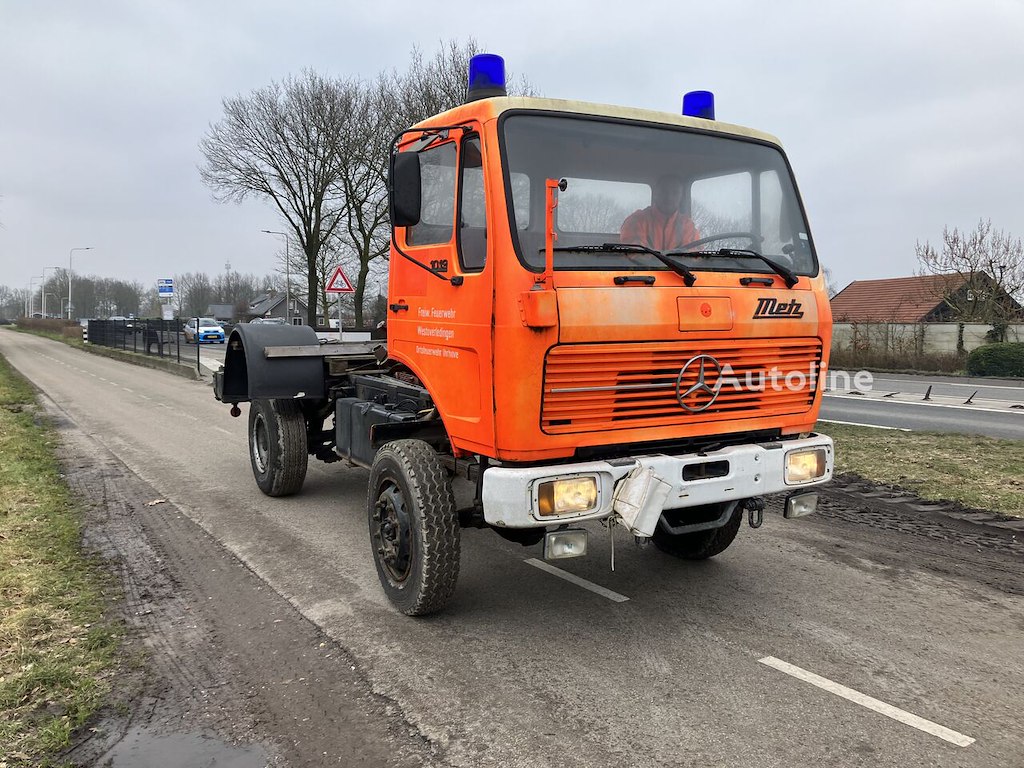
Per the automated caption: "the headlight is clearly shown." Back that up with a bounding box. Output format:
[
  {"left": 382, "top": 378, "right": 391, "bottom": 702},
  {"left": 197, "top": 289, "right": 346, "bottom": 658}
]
[
  {"left": 785, "top": 448, "right": 827, "bottom": 484},
  {"left": 537, "top": 476, "right": 598, "bottom": 516}
]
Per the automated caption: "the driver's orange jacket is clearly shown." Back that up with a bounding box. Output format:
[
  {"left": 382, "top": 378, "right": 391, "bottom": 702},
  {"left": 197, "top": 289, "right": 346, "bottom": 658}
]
[{"left": 620, "top": 206, "right": 700, "bottom": 251}]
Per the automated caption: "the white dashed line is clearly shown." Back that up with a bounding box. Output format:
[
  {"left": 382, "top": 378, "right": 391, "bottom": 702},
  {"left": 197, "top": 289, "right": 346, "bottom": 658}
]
[
  {"left": 524, "top": 558, "right": 629, "bottom": 603},
  {"left": 758, "top": 656, "right": 974, "bottom": 747}
]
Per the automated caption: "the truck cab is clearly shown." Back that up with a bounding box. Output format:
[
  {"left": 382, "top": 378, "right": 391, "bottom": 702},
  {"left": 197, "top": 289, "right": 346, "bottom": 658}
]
[{"left": 216, "top": 55, "right": 833, "bottom": 615}]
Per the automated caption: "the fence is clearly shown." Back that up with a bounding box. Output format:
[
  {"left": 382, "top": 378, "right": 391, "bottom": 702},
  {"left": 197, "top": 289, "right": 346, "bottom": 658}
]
[
  {"left": 86, "top": 319, "right": 183, "bottom": 363},
  {"left": 832, "top": 322, "right": 1024, "bottom": 355},
  {"left": 830, "top": 321, "right": 1024, "bottom": 372}
]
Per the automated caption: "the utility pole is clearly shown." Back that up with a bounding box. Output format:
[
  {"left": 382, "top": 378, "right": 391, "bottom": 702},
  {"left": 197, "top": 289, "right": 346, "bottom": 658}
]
[{"left": 261, "top": 230, "right": 290, "bottom": 323}]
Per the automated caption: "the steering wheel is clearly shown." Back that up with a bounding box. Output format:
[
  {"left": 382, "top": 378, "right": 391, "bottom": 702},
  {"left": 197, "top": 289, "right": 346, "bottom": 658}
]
[{"left": 675, "top": 231, "right": 763, "bottom": 251}]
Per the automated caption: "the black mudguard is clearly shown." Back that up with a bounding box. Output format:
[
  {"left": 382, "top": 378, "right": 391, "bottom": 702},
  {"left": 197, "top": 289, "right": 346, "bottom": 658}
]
[{"left": 215, "top": 324, "right": 326, "bottom": 404}]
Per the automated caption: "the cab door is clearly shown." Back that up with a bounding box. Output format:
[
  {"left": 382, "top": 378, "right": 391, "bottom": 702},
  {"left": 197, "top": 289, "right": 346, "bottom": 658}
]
[{"left": 388, "top": 130, "right": 496, "bottom": 456}]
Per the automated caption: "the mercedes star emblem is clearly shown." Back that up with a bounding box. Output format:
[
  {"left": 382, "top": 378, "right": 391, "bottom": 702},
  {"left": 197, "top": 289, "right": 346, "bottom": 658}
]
[{"left": 675, "top": 354, "right": 724, "bottom": 413}]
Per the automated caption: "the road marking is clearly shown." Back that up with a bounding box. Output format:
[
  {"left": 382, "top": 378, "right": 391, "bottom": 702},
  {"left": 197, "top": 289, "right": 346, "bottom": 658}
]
[
  {"left": 818, "top": 419, "right": 911, "bottom": 432},
  {"left": 758, "top": 656, "right": 974, "bottom": 747},
  {"left": 866, "top": 378, "right": 1024, "bottom": 393},
  {"left": 824, "top": 393, "right": 1022, "bottom": 415},
  {"left": 524, "top": 558, "right": 629, "bottom": 603},
  {"left": 121, "top": 387, "right": 134, "bottom": 393},
  {"left": 213, "top": 426, "right": 232, "bottom": 436}
]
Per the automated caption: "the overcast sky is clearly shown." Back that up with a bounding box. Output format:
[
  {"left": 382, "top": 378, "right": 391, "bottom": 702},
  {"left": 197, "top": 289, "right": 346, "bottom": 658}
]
[{"left": 2, "top": 0, "right": 1022, "bottom": 299}]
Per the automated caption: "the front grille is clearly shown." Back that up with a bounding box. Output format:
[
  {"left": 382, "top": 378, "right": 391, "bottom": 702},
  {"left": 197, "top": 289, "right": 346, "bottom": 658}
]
[{"left": 542, "top": 338, "right": 822, "bottom": 434}]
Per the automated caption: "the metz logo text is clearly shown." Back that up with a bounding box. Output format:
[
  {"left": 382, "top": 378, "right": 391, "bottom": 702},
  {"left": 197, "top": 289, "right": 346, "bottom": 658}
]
[{"left": 753, "top": 297, "right": 804, "bottom": 319}]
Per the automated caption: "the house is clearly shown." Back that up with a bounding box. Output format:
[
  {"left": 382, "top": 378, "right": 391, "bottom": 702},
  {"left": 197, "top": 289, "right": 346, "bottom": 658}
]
[
  {"left": 830, "top": 273, "right": 1023, "bottom": 324},
  {"left": 245, "top": 291, "right": 307, "bottom": 324},
  {"left": 206, "top": 304, "right": 235, "bottom": 323}
]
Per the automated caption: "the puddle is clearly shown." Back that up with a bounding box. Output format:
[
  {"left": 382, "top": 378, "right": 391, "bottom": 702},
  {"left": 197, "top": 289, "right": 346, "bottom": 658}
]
[{"left": 98, "top": 726, "right": 269, "bottom": 767}]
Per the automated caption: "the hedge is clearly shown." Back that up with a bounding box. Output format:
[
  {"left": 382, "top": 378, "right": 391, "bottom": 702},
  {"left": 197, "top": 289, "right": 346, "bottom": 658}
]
[{"left": 966, "top": 342, "right": 1024, "bottom": 377}]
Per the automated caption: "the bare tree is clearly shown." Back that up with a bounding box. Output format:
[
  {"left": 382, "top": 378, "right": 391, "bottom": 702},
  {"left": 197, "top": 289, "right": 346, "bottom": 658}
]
[
  {"left": 822, "top": 265, "right": 840, "bottom": 298},
  {"left": 200, "top": 71, "right": 356, "bottom": 326},
  {"left": 176, "top": 272, "right": 215, "bottom": 318},
  {"left": 331, "top": 77, "right": 395, "bottom": 327},
  {"left": 916, "top": 219, "right": 1024, "bottom": 334},
  {"left": 331, "top": 41, "right": 535, "bottom": 326}
]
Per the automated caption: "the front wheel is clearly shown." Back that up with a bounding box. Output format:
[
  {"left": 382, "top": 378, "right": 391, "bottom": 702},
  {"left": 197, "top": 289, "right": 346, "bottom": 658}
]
[
  {"left": 368, "top": 440, "right": 460, "bottom": 616},
  {"left": 248, "top": 399, "right": 308, "bottom": 496},
  {"left": 652, "top": 502, "right": 743, "bottom": 560}
]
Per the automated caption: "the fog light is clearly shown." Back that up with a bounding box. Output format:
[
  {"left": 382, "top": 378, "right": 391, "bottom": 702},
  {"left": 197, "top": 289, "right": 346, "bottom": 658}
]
[
  {"left": 544, "top": 529, "right": 588, "bottom": 560},
  {"left": 784, "top": 492, "right": 818, "bottom": 518},
  {"left": 537, "top": 476, "right": 598, "bottom": 517},
  {"left": 785, "top": 448, "right": 827, "bottom": 484}
]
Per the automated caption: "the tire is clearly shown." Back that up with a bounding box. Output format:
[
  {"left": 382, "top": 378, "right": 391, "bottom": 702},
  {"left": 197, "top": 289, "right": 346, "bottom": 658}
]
[
  {"left": 248, "top": 399, "right": 308, "bottom": 497},
  {"left": 652, "top": 502, "right": 743, "bottom": 560},
  {"left": 368, "top": 440, "right": 460, "bottom": 616}
]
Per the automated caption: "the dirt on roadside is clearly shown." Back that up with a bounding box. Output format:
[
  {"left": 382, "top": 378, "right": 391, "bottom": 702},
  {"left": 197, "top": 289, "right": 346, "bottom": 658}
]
[{"left": 48, "top": 404, "right": 449, "bottom": 767}]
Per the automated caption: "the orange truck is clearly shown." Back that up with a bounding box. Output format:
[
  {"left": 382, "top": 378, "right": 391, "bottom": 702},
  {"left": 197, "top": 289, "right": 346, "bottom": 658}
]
[{"left": 215, "top": 54, "right": 834, "bottom": 615}]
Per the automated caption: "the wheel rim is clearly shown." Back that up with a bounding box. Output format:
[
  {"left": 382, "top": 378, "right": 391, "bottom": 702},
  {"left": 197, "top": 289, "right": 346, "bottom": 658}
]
[
  {"left": 372, "top": 482, "right": 413, "bottom": 583},
  {"left": 252, "top": 413, "right": 269, "bottom": 473}
]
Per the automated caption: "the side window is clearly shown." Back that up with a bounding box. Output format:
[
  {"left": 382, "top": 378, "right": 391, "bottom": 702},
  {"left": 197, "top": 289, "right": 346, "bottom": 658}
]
[
  {"left": 557, "top": 178, "right": 649, "bottom": 234},
  {"left": 408, "top": 142, "right": 457, "bottom": 246},
  {"left": 508, "top": 172, "right": 531, "bottom": 229},
  {"left": 759, "top": 170, "right": 785, "bottom": 255},
  {"left": 691, "top": 171, "right": 752, "bottom": 242},
  {"left": 457, "top": 137, "right": 486, "bottom": 270}
]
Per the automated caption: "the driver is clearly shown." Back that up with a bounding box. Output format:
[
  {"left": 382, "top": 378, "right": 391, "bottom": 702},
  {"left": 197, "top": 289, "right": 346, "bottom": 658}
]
[{"left": 619, "top": 174, "right": 700, "bottom": 251}]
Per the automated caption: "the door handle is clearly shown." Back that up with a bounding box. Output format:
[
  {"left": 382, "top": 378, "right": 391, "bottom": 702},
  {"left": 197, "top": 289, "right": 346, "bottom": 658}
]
[{"left": 389, "top": 302, "right": 409, "bottom": 313}]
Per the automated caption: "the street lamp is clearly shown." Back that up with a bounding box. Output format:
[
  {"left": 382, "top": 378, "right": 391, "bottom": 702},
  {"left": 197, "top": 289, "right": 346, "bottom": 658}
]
[
  {"left": 28, "top": 276, "right": 43, "bottom": 317},
  {"left": 41, "top": 267, "right": 59, "bottom": 318},
  {"left": 68, "top": 246, "right": 93, "bottom": 319},
  {"left": 261, "top": 230, "right": 291, "bottom": 324}
]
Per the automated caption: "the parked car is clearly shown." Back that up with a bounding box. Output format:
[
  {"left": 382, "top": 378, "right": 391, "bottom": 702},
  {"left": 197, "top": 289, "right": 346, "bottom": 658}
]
[
  {"left": 250, "top": 317, "right": 288, "bottom": 325},
  {"left": 183, "top": 317, "right": 225, "bottom": 344}
]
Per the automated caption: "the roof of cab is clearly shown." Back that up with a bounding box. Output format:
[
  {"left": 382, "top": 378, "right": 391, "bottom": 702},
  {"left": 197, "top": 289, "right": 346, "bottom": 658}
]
[{"left": 413, "top": 95, "right": 782, "bottom": 147}]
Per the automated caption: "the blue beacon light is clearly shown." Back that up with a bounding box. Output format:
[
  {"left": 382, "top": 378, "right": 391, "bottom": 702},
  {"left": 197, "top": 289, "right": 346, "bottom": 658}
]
[
  {"left": 682, "top": 90, "right": 715, "bottom": 120},
  {"left": 466, "top": 54, "right": 507, "bottom": 102}
]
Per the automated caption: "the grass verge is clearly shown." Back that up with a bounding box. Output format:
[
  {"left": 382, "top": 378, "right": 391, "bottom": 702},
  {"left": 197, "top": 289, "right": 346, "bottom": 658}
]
[
  {"left": 0, "top": 354, "right": 120, "bottom": 766},
  {"left": 821, "top": 422, "right": 1024, "bottom": 517}
]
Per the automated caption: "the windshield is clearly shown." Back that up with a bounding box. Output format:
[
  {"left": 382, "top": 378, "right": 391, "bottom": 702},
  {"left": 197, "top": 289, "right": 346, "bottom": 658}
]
[
  {"left": 199, "top": 319, "right": 220, "bottom": 327},
  {"left": 500, "top": 113, "right": 817, "bottom": 276}
]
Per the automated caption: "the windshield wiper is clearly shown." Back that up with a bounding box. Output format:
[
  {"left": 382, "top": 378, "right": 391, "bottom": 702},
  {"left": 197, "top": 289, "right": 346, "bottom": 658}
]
[
  {"left": 672, "top": 247, "right": 798, "bottom": 289},
  {"left": 547, "top": 243, "right": 696, "bottom": 286}
]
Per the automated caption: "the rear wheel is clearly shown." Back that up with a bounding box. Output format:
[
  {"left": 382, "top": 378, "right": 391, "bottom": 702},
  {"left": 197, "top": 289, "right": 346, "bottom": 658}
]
[
  {"left": 368, "top": 440, "right": 460, "bottom": 616},
  {"left": 652, "top": 502, "right": 743, "bottom": 560},
  {"left": 248, "top": 399, "right": 308, "bottom": 496}
]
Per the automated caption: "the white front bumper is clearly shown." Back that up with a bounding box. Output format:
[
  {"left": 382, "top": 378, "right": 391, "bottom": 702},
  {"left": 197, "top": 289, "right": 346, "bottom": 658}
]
[{"left": 481, "top": 435, "right": 833, "bottom": 536}]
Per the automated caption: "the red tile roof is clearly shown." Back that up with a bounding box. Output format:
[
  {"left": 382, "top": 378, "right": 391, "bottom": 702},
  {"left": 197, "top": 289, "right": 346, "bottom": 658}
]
[{"left": 830, "top": 274, "right": 963, "bottom": 322}]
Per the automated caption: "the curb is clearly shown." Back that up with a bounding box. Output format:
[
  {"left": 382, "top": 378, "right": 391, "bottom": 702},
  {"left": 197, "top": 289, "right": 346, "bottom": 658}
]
[{"left": 80, "top": 343, "right": 203, "bottom": 381}]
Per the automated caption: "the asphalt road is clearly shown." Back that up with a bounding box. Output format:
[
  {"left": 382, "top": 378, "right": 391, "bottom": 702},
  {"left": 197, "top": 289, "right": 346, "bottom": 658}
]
[
  {"left": 822, "top": 371, "right": 1024, "bottom": 439},
  {"left": 3, "top": 330, "right": 1023, "bottom": 767}
]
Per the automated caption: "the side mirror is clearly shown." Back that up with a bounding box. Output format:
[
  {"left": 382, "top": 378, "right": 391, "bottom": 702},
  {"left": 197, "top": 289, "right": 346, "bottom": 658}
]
[{"left": 390, "top": 152, "right": 421, "bottom": 228}]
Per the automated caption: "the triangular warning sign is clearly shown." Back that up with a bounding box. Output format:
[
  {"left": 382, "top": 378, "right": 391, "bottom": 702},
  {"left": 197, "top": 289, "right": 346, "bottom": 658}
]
[{"left": 325, "top": 266, "right": 354, "bottom": 293}]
